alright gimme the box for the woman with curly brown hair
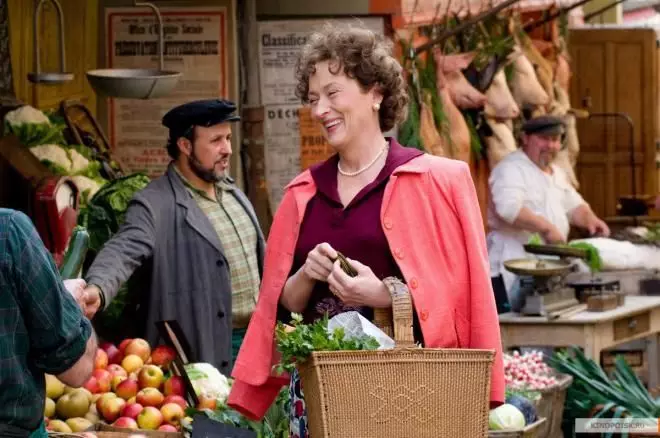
[227,22,504,436]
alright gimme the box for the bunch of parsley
[274,313,380,375]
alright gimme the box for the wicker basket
[535,373,573,438]
[297,284,496,438]
[488,417,547,438]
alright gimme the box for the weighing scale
[505,244,625,318]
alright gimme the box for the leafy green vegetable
[274,313,380,375]
[567,242,603,272]
[78,173,151,253]
[4,119,67,147]
[550,346,660,437]
[526,234,603,272]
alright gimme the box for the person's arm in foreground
[8,211,96,387]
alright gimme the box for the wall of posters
[258,18,385,105]
[105,6,228,178]
[258,17,385,209]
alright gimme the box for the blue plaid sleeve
[7,211,92,375]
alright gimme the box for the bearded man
[486,115,609,312]
[82,99,265,373]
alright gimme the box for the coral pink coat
[227,153,505,419]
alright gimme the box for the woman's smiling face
[307,60,382,149]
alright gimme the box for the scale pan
[86,69,182,99]
[503,258,573,277]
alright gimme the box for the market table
[499,295,660,388]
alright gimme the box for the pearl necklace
[337,142,389,177]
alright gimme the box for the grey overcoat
[85,163,265,374]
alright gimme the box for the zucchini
[59,226,90,279]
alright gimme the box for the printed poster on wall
[259,17,385,210]
[105,6,228,178]
[258,18,385,105]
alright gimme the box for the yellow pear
[56,390,90,419]
[66,417,93,432]
[84,411,100,424]
[63,385,76,394]
[44,398,56,418]
[47,419,72,433]
[45,374,65,400]
[74,387,93,403]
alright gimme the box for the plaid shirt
[0,209,92,433]
[176,170,260,328]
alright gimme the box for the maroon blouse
[285,138,424,340]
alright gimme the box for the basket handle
[373,278,415,348]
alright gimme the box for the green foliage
[274,313,380,375]
[550,346,660,438]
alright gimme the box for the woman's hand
[327,258,392,308]
[302,242,338,282]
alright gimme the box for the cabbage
[489,404,526,430]
[184,363,232,405]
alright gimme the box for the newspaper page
[258,18,385,105]
[264,105,301,212]
[259,18,385,209]
[105,7,228,178]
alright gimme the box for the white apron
[486,151,585,304]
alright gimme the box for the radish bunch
[504,350,559,390]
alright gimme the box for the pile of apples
[45,337,189,434]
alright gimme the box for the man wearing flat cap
[81,99,265,373]
[486,115,609,311]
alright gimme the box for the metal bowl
[503,258,573,277]
[27,72,74,84]
[86,69,182,99]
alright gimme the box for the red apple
[138,364,164,389]
[136,388,164,408]
[125,339,151,362]
[120,402,144,420]
[107,364,128,379]
[118,339,133,355]
[96,392,117,413]
[113,416,138,430]
[163,375,184,397]
[162,395,187,410]
[92,369,112,393]
[137,406,163,430]
[150,345,176,367]
[99,341,115,352]
[83,376,100,394]
[100,396,126,423]
[158,424,178,432]
[94,349,108,370]
[111,375,127,392]
[105,344,123,365]
[160,402,185,427]
[115,379,139,401]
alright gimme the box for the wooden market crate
[535,373,573,438]
[97,423,183,436]
[488,417,547,438]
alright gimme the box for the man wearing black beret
[81,99,265,374]
[486,115,610,311]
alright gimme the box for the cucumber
[59,226,90,279]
